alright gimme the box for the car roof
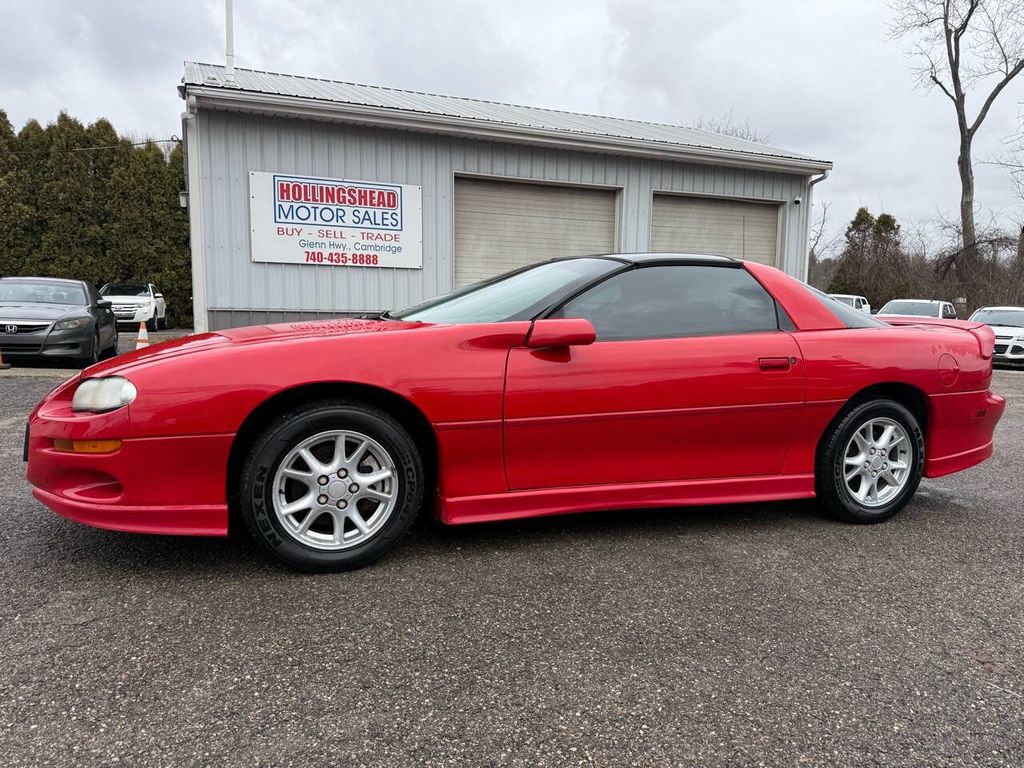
[975,305,1024,311]
[829,293,864,298]
[555,253,741,267]
[0,276,85,286]
[884,298,945,304]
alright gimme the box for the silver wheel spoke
[348,439,369,467]
[347,511,370,535]
[852,481,869,502]
[357,468,393,486]
[280,493,314,517]
[297,510,322,534]
[852,431,870,453]
[298,448,326,474]
[845,467,862,482]
[282,467,313,483]
[360,487,393,503]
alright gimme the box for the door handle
[758,356,794,372]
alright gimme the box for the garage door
[650,195,780,266]
[454,178,617,287]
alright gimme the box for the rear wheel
[239,400,424,571]
[815,399,924,523]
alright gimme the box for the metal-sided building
[179,62,832,332]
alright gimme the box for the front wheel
[815,399,924,523]
[146,316,158,333]
[239,400,424,571]
[78,331,100,368]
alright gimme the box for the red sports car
[26,255,1005,571]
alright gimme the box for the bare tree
[891,0,1024,303]
[691,108,771,145]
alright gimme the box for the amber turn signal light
[52,439,123,454]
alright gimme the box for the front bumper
[25,379,230,536]
[993,339,1024,365]
[1,325,94,359]
[112,305,155,325]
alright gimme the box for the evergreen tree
[0,110,191,326]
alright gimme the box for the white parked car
[877,299,957,320]
[99,282,168,332]
[828,293,871,314]
[969,306,1024,365]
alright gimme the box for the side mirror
[526,318,596,348]
[154,293,163,299]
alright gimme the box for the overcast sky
[3,0,1023,246]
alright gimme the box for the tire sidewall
[241,404,423,571]
[823,400,925,522]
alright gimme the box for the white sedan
[969,306,1024,365]
[99,282,168,332]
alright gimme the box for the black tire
[103,328,119,359]
[158,314,168,330]
[146,316,158,333]
[815,399,924,523]
[239,399,424,571]
[79,331,101,368]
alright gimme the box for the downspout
[802,169,830,282]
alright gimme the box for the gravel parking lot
[1,366,1022,767]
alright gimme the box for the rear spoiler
[878,316,994,360]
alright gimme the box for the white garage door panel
[454,179,616,287]
[651,195,780,266]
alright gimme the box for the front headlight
[55,317,89,330]
[72,376,137,412]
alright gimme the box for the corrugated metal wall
[192,109,812,331]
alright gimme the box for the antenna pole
[225,0,236,84]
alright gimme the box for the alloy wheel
[272,429,399,550]
[842,417,913,508]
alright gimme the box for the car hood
[0,302,82,321]
[85,317,431,376]
[103,295,152,304]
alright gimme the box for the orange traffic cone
[0,347,9,370]
[135,322,150,351]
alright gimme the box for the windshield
[393,258,621,323]
[969,308,1024,328]
[831,295,856,306]
[879,300,940,317]
[101,283,148,296]
[0,281,86,305]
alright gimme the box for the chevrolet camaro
[26,254,1005,571]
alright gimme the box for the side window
[942,303,956,318]
[552,265,779,341]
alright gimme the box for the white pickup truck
[99,282,168,332]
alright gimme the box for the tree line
[0,110,191,327]
[810,205,1024,313]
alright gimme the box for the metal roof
[181,62,831,174]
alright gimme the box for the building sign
[249,172,422,268]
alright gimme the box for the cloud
[2,0,1022,240]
